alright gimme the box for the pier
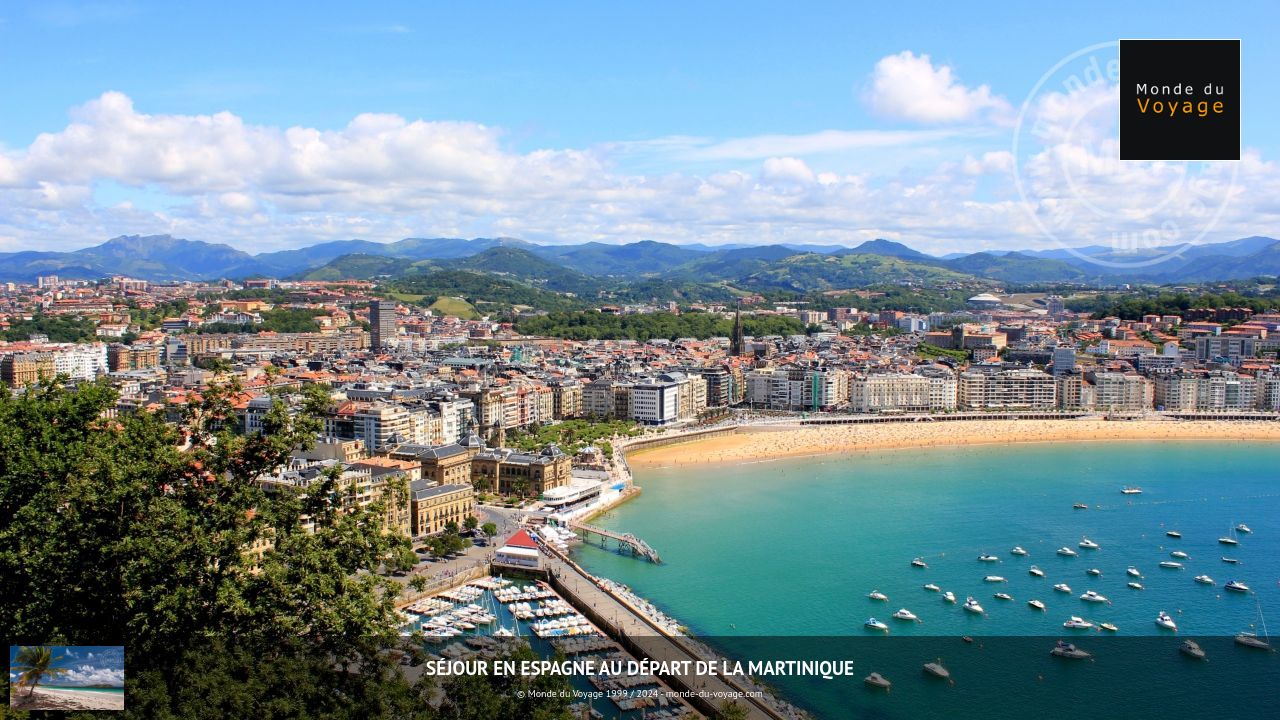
[568,520,662,563]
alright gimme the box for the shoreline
[9,686,125,711]
[624,418,1280,469]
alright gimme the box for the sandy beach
[626,419,1280,468]
[9,686,125,711]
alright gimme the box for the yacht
[864,617,890,632]
[983,575,1007,583]
[1053,583,1072,593]
[978,554,1000,562]
[1221,557,1240,564]
[1159,561,1183,569]
[1028,599,1046,611]
[1128,582,1144,590]
[1224,580,1250,593]
[1099,622,1119,632]
[963,596,984,614]
[1079,590,1109,603]
[1194,575,1215,585]
[1235,523,1252,534]
[923,661,950,679]
[868,590,889,601]
[1078,537,1100,550]
[943,591,957,604]
[1235,632,1272,650]
[1166,530,1181,538]
[1073,503,1089,509]
[1050,640,1091,659]
[1057,547,1078,557]
[1086,568,1103,577]
[1126,566,1142,577]
[1180,640,1207,660]
[911,557,928,568]
[1121,486,1143,494]
[994,592,1013,601]
[923,583,941,592]
[1218,536,1239,546]
[892,608,920,622]
[1063,616,1093,629]
[1171,550,1189,559]
[1029,565,1046,577]
[1011,546,1028,556]
[863,672,892,689]
[1155,611,1178,631]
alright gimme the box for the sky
[8,645,125,687]
[1,1,1278,255]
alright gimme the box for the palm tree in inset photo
[12,645,69,699]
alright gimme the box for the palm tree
[12,645,68,699]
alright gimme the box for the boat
[864,617,890,632]
[1159,561,1183,569]
[983,575,1007,583]
[1073,503,1088,509]
[923,583,941,592]
[1063,616,1093,629]
[893,608,920,622]
[1028,599,1046,611]
[1029,565,1046,577]
[864,672,891,689]
[994,592,1013,601]
[978,554,1000,562]
[1099,622,1118,632]
[923,661,950,679]
[1051,640,1092,659]
[1170,551,1189,559]
[1180,640,1207,660]
[1053,583,1072,593]
[963,596,984,614]
[1219,536,1239,546]
[1128,582,1144,590]
[1234,602,1273,651]
[1166,530,1181,538]
[1126,566,1142,577]
[1057,547,1078,557]
[1155,611,1178,631]
[1222,557,1240,564]
[1011,546,1028,556]
[1121,486,1143,494]
[1078,537,1100,550]
[1086,568,1102,577]
[943,591,957,604]
[1079,590,1109,603]
[1194,575,1215,585]
[911,557,928,568]
[868,590,889,601]
[1224,580,1250,593]
[1235,523,1252,534]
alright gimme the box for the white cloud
[62,664,124,687]
[865,51,1012,125]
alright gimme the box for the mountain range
[3,234,1279,290]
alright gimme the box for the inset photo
[8,645,125,712]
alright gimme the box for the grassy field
[386,290,426,302]
[429,296,481,319]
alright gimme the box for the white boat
[1221,557,1240,564]
[1219,536,1239,546]
[1121,486,1143,494]
[1099,622,1119,633]
[1079,590,1109,603]
[923,583,940,592]
[1053,583,1072,593]
[1078,537,1100,550]
[1086,568,1102,577]
[1050,640,1092,659]
[923,661,950,679]
[864,617,890,632]
[1155,611,1178,631]
[1128,582,1144,590]
[911,557,928,568]
[1194,575,1215,585]
[994,592,1013,601]
[1170,550,1189,559]
[1235,523,1252,534]
[1180,639,1206,659]
[868,590,889,601]
[1029,565,1046,577]
[1224,580,1250,593]
[1166,530,1181,538]
[1235,598,1272,650]
[983,575,1007,583]
[892,608,919,622]
[1028,599,1046,611]
[963,596,984,614]
[1063,616,1093,629]
[1011,546,1028,556]
[1056,547,1077,557]
[1159,561,1183,569]
[978,554,1000,562]
[1126,566,1142,577]
[864,672,892,689]
[943,591,957,604]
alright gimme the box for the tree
[444,519,459,535]
[481,522,498,540]
[392,546,418,573]
[717,700,751,720]
[409,576,428,593]
[11,645,68,700]
[463,515,478,532]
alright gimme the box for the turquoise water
[574,441,1280,718]
[35,686,124,694]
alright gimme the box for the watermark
[1011,41,1239,269]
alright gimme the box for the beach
[626,418,1280,468]
[9,686,125,711]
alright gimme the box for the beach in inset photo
[8,645,125,711]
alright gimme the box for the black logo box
[1120,39,1240,161]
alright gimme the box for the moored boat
[923,583,940,592]
[1050,640,1091,659]
[962,596,984,614]
[1155,611,1178,631]
[978,554,1000,562]
[1126,566,1142,577]
[1170,550,1189,559]
[1224,580,1250,593]
[983,575,1007,583]
[868,590,889,601]
[1121,486,1143,494]
[1053,583,1072,593]
[1057,547,1078,557]
[1063,616,1093,629]
[923,661,950,679]
[1028,599,1046,611]
[1099,622,1118,632]
[994,592,1013,601]
[943,591,957,604]
[1128,582,1144,590]
[892,608,920,622]
[1086,568,1102,577]
[1166,530,1181,538]
[864,617,890,632]
[1194,575,1214,585]
[1180,640,1206,660]
[1079,590,1108,603]
[864,672,891,689]
[1159,561,1183,569]
[1029,565,1046,577]
[911,557,928,568]
[1011,546,1028,556]
[1078,537,1100,550]
[1221,557,1240,564]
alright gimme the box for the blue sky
[8,645,125,687]
[0,1,1277,254]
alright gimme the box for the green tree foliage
[192,307,328,334]
[0,313,98,343]
[515,311,805,341]
[127,298,190,331]
[505,419,639,454]
[1073,290,1280,319]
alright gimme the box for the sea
[574,441,1280,719]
